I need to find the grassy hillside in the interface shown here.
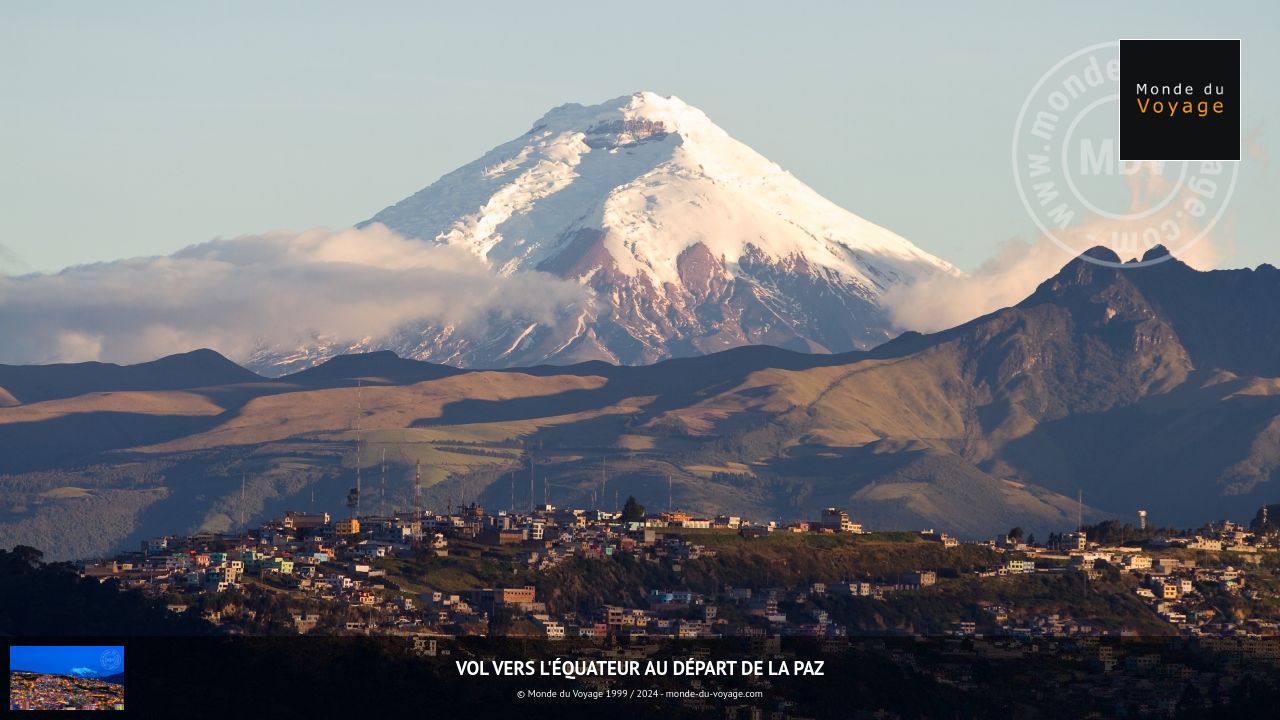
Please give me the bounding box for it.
[5,256,1280,560]
[535,533,1002,615]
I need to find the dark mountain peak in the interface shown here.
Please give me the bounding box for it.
[1005,242,1280,378]
[148,348,255,375]
[1019,244,1194,310]
[136,348,261,388]
[1133,245,1200,275]
[285,350,465,387]
[167,348,225,361]
[1141,244,1171,262]
[1082,245,1121,263]
[324,349,400,365]
[0,348,259,404]
[1019,249,1128,309]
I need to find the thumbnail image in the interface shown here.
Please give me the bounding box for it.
[9,646,124,711]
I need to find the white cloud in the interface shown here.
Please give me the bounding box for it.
[0,224,588,365]
[882,237,1070,333]
[885,164,1232,334]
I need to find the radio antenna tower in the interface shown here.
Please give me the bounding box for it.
[1077,489,1083,531]
[380,448,387,518]
[354,380,363,518]
[240,472,246,528]
[413,459,422,520]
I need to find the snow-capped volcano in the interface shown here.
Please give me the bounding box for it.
[257,92,956,372]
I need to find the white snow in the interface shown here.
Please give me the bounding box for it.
[498,322,539,359]
[366,91,957,295]
[233,92,971,374]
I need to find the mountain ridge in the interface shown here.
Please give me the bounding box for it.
[4,248,1280,559]
[0,349,261,405]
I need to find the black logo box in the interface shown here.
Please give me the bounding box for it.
[1119,39,1240,161]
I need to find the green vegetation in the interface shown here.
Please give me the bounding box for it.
[816,572,1171,635]
[0,546,214,635]
[621,496,645,523]
[659,529,932,549]
[1080,519,1186,545]
[534,534,1001,615]
[372,541,532,594]
[0,487,168,562]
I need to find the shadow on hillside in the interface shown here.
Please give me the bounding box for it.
[997,383,1280,527]
[417,345,855,428]
[0,412,227,472]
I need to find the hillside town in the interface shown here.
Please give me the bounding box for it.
[73,497,1280,646]
[8,671,125,711]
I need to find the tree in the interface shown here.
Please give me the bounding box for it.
[1026,533,1037,546]
[621,496,646,523]
[9,545,44,568]
[1250,504,1279,534]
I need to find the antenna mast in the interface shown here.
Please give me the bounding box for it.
[413,459,422,520]
[240,472,246,528]
[354,380,363,518]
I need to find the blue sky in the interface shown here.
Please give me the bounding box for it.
[9,645,125,678]
[1,1,1277,273]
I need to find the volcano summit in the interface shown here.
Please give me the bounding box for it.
[253,92,956,373]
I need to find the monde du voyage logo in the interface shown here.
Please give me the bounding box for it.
[1013,39,1240,268]
[1121,39,1240,162]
